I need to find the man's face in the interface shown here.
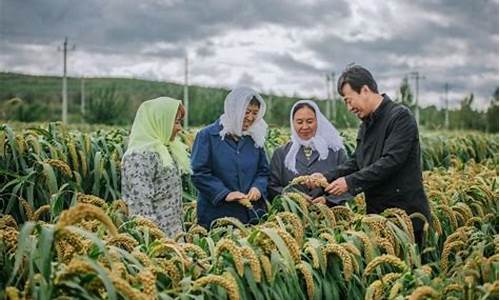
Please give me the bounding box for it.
[341,83,371,119]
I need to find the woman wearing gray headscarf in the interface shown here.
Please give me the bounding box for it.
[269,100,352,206]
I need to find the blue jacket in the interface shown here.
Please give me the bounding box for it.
[191,120,269,228]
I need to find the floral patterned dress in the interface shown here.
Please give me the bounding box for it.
[121,151,184,239]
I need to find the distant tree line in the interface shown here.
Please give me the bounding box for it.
[0,72,498,132]
[395,77,498,132]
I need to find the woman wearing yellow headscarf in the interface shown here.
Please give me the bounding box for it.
[121,97,190,238]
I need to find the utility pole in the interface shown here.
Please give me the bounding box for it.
[325,73,331,120]
[444,83,449,130]
[58,37,75,124]
[330,72,336,122]
[268,94,273,117]
[80,76,85,116]
[409,71,425,127]
[183,53,189,129]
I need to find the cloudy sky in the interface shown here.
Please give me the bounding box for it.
[0,0,498,109]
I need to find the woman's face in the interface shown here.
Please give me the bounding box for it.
[170,106,184,141]
[242,103,260,131]
[293,106,317,140]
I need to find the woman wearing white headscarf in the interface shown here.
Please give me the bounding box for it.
[268,100,352,206]
[191,86,269,228]
[122,97,190,238]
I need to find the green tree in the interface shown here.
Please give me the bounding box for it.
[83,85,130,125]
[486,87,499,132]
[1,97,48,122]
[397,77,415,111]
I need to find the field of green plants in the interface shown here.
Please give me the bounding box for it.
[0,123,498,300]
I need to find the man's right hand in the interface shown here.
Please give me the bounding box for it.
[225,191,246,202]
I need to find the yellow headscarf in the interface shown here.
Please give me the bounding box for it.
[125,97,191,174]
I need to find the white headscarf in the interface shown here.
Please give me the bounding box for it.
[284,99,344,174]
[219,86,268,148]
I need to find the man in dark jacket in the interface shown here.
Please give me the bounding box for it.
[323,65,431,247]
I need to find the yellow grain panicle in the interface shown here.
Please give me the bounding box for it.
[465,216,482,227]
[291,175,328,188]
[180,243,207,259]
[486,281,499,295]
[194,273,240,300]
[322,243,353,281]
[0,215,18,230]
[312,203,337,226]
[132,250,152,267]
[111,199,129,216]
[303,244,320,269]
[259,255,273,282]
[1,227,18,253]
[55,229,86,262]
[67,140,79,172]
[110,273,146,300]
[5,286,20,300]
[33,205,50,221]
[57,258,95,281]
[45,158,72,177]
[376,237,396,256]
[430,211,442,236]
[420,265,433,277]
[189,224,208,236]
[319,232,336,244]
[341,243,362,273]
[438,205,458,230]
[366,280,384,300]
[155,258,182,283]
[443,283,464,295]
[57,203,118,236]
[388,281,403,299]
[346,230,375,262]
[440,240,465,272]
[138,267,157,298]
[19,199,34,221]
[331,206,354,222]
[363,255,407,277]
[241,246,262,283]
[238,198,253,208]
[276,211,304,243]
[384,208,415,243]
[453,203,474,221]
[381,272,402,286]
[297,262,315,300]
[277,229,301,265]
[151,242,190,268]
[408,286,439,300]
[284,192,310,212]
[77,193,108,209]
[135,216,160,230]
[106,234,138,252]
[215,239,245,276]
